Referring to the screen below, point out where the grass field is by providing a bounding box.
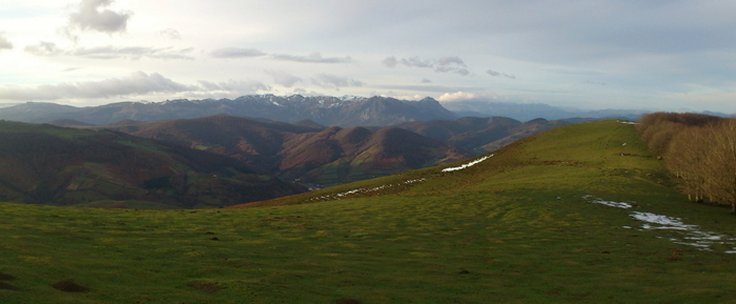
[2,120,736,303]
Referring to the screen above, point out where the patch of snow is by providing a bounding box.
[441,155,493,173]
[584,195,633,209]
[593,199,633,209]
[631,211,736,252]
[619,121,638,125]
[308,178,427,202]
[631,212,693,230]
[585,195,736,253]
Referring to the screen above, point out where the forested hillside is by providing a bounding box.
[637,113,736,212]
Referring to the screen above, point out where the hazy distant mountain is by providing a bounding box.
[0,120,305,208]
[0,95,455,127]
[112,115,466,186]
[442,100,645,122]
[397,116,571,154]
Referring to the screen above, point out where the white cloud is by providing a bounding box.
[311,74,363,90]
[0,71,192,100]
[68,0,131,33]
[272,52,352,64]
[267,70,302,88]
[24,41,63,56]
[160,28,181,40]
[0,34,13,50]
[197,79,270,94]
[437,91,478,103]
[210,47,266,58]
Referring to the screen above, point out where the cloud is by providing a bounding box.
[311,74,363,90]
[0,72,271,101]
[382,56,398,67]
[0,72,193,100]
[197,80,270,94]
[72,46,194,60]
[0,34,12,50]
[486,69,516,79]
[68,0,131,33]
[272,52,352,64]
[421,78,432,83]
[25,43,194,60]
[437,91,479,103]
[160,28,181,40]
[210,47,266,58]
[385,55,470,75]
[24,42,63,56]
[266,70,302,88]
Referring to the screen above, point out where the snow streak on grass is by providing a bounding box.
[441,154,493,173]
[586,195,736,253]
[309,178,426,202]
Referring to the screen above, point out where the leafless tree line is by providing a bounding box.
[638,113,736,213]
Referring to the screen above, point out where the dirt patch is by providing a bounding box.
[0,272,15,281]
[187,280,224,293]
[51,279,90,293]
[0,281,19,290]
[335,299,362,304]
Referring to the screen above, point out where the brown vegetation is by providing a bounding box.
[637,113,736,213]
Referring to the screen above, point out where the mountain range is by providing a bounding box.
[107,115,465,186]
[0,95,455,127]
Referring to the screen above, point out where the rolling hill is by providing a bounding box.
[113,115,465,186]
[0,120,305,208]
[1,120,735,303]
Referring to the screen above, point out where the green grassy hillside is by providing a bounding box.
[1,120,735,303]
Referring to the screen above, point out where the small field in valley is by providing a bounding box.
[2,120,735,303]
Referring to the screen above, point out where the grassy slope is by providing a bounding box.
[1,120,736,303]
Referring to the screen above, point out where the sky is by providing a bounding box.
[0,0,735,112]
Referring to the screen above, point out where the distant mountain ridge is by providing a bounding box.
[442,100,646,122]
[111,115,466,186]
[0,120,305,208]
[0,95,455,127]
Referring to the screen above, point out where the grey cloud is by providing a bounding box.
[24,42,63,56]
[401,56,434,68]
[272,52,352,64]
[486,69,516,79]
[0,34,12,50]
[0,72,193,100]
[266,70,302,88]
[72,46,194,60]
[421,78,432,83]
[211,47,266,58]
[311,74,363,90]
[25,43,194,60]
[69,0,131,33]
[382,56,398,67]
[584,80,607,86]
[160,28,181,40]
[387,55,470,76]
[0,72,270,100]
